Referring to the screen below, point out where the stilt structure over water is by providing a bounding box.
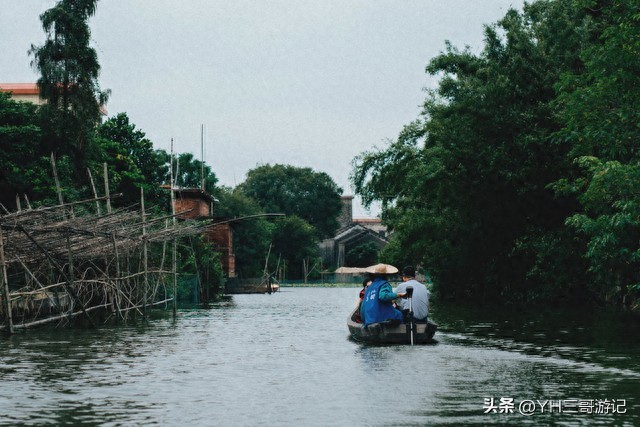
[0,194,206,333]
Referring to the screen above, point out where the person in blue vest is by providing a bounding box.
[360,263,406,326]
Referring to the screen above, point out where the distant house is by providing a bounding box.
[319,195,389,268]
[0,82,108,115]
[0,83,45,105]
[167,186,236,279]
[173,188,214,220]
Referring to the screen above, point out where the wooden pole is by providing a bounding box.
[51,153,64,208]
[103,162,122,318]
[49,153,87,325]
[16,225,95,327]
[0,226,14,335]
[111,233,122,319]
[263,243,273,294]
[87,168,102,215]
[141,187,148,318]
[303,258,308,284]
[65,235,76,319]
[1,194,121,219]
[154,219,169,304]
[103,162,112,214]
[0,302,113,331]
[170,138,177,318]
[51,153,75,219]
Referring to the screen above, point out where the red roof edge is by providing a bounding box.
[0,83,39,95]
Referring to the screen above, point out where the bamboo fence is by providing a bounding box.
[0,166,211,334]
[0,194,208,333]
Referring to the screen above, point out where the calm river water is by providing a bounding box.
[1,287,638,426]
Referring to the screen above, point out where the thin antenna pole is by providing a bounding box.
[201,124,205,191]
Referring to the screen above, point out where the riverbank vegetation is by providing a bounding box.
[3,0,638,313]
[0,0,343,319]
[351,0,640,309]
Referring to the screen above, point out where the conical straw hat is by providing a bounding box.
[364,263,399,274]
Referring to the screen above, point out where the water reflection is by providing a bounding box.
[0,288,638,426]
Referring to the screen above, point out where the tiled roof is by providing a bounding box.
[0,83,39,95]
[353,218,382,224]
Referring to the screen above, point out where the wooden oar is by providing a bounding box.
[406,286,415,345]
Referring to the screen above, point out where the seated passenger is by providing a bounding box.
[354,274,372,324]
[394,265,429,321]
[360,264,406,326]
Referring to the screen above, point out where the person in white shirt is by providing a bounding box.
[394,265,429,321]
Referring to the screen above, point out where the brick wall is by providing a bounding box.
[206,223,236,277]
[174,197,210,219]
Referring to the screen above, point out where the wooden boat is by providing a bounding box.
[347,307,438,344]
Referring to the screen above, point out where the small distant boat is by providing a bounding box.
[225,277,280,294]
[347,307,437,344]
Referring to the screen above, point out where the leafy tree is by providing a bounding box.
[173,152,218,194]
[213,187,273,278]
[0,92,41,208]
[238,164,343,239]
[29,0,109,170]
[554,0,640,299]
[345,242,379,267]
[270,215,319,279]
[565,158,640,299]
[96,113,168,208]
[0,93,80,209]
[352,1,590,302]
[181,236,225,303]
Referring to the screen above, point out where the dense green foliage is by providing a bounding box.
[234,164,343,279]
[270,215,319,278]
[173,152,218,194]
[15,0,640,306]
[0,0,229,302]
[216,164,344,280]
[555,0,640,298]
[1,0,347,294]
[213,187,273,278]
[352,0,640,307]
[237,164,343,239]
[346,242,379,267]
[0,92,41,208]
[29,0,109,171]
[180,236,225,303]
[96,113,169,208]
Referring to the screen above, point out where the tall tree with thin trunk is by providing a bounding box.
[29,0,109,170]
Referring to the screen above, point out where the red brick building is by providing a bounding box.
[205,223,235,278]
[174,188,213,219]
[172,188,236,278]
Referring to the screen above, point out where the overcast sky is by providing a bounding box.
[1,0,524,217]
